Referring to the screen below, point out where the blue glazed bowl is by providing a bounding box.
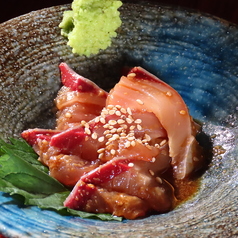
[0,2,237,237]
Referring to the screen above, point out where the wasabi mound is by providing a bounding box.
[59,0,122,56]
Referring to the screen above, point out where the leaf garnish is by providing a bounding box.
[0,138,122,221]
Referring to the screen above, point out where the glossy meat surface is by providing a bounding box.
[21,63,204,219]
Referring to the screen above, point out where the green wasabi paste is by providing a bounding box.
[59,0,122,56]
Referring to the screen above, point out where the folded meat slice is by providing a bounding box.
[56,63,108,130]
[107,67,203,179]
[64,144,175,219]
[64,182,150,219]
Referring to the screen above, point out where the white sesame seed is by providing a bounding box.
[127,136,135,141]
[151,157,156,162]
[107,105,114,109]
[105,133,113,138]
[122,124,128,129]
[85,128,91,135]
[160,139,167,146]
[166,91,172,97]
[137,124,142,130]
[102,108,109,115]
[81,120,87,125]
[92,132,98,140]
[126,118,133,124]
[98,136,105,142]
[115,111,121,116]
[136,99,144,105]
[128,73,136,78]
[97,148,105,154]
[111,134,120,140]
[128,162,134,167]
[98,153,104,159]
[144,134,151,141]
[149,169,155,176]
[117,127,124,133]
[117,119,125,124]
[179,110,186,115]
[109,110,116,115]
[109,120,117,126]
[115,105,122,109]
[110,149,116,155]
[125,141,131,148]
[156,177,163,184]
[103,124,110,129]
[134,119,142,124]
[110,128,117,134]
[127,107,132,115]
[130,141,136,147]
[120,108,127,114]
[129,125,136,130]
[95,117,100,123]
[65,112,72,118]
[84,123,89,129]
[100,117,106,124]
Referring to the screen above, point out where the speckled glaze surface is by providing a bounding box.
[0,2,237,237]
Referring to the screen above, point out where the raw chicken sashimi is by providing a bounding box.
[21,63,205,219]
[107,67,203,179]
[56,63,108,130]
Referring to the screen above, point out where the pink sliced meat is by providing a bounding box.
[64,143,175,218]
[65,182,149,219]
[56,63,108,130]
[107,67,203,179]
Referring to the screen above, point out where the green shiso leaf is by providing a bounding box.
[0,138,122,222]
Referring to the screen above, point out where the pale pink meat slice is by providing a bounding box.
[64,181,149,219]
[64,144,175,219]
[107,67,203,179]
[56,63,108,130]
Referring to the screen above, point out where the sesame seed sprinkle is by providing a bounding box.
[100,117,106,124]
[98,153,104,159]
[131,141,136,147]
[85,128,91,135]
[160,139,167,146]
[126,118,133,124]
[115,111,121,116]
[134,119,142,124]
[98,136,105,142]
[166,91,172,97]
[97,148,105,154]
[136,99,144,105]
[117,119,125,124]
[128,162,134,167]
[120,108,127,114]
[92,132,98,140]
[109,120,117,126]
[128,73,136,78]
[179,110,186,115]
[156,177,163,184]
[125,141,131,148]
[65,112,72,118]
[127,107,132,115]
[149,169,155,176]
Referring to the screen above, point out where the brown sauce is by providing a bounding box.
[174,178,201,205]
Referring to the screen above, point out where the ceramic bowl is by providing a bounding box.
[0,2,237,237]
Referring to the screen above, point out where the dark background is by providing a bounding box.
[0,0,238,24]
